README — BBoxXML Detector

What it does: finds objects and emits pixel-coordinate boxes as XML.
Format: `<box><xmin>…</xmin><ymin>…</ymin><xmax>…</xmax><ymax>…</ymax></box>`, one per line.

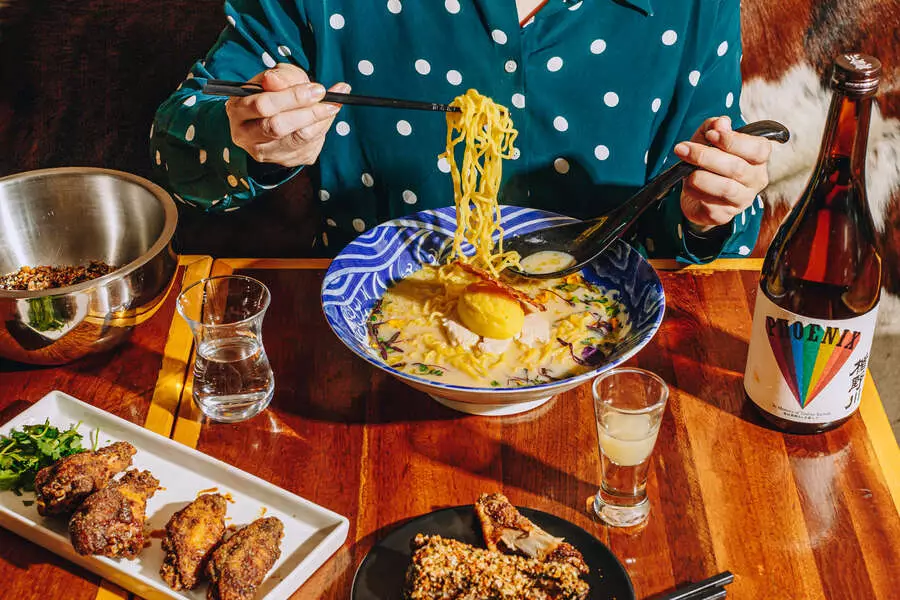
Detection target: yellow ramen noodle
<box><xmin>366</xmin><ymin>90</ymin><xmax>627</xmax><ymax>388</ymax></box>
<box><xmin>369</xmin><ymin>265</ymin><xmax>629</xmax><ymax>388</ymax></box>
<box><xmin>440</xmin><ymin>89</ymin><xmax>519</xmax><ymax>277</ymax></box>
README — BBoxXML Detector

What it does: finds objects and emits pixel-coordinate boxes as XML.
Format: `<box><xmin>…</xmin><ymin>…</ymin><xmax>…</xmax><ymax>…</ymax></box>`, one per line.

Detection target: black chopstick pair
<box><xmin>203</xmin><ymin>79</ymin><xmax>461</xmax><ymax>113</ymax></box>
<box><xmin>654</xmin><ymin>571</ymin><xmax>734</xmax><ymax>600</ymax></box>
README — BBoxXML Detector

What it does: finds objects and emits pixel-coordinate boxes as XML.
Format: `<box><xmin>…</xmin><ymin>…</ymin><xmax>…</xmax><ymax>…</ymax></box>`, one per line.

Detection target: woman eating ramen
<box><xmin>152</xmin><ymin>0</ymin><xmax>773</xmax><ymax>263</ymax></box>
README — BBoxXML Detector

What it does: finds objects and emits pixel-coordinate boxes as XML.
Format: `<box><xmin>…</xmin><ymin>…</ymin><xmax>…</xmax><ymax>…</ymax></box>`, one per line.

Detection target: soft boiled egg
<box><xmin>457</xmin><ymin>281</ymin><xmax>525</xmax><ymax>340</ymax></box>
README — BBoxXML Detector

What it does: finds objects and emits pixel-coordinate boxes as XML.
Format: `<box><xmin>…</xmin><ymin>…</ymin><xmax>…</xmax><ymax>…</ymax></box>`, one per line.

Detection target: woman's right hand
<box><xmin>225</xmin><ymin>64</ymin><xmax>349</xmax><ymax>168</ymax></box>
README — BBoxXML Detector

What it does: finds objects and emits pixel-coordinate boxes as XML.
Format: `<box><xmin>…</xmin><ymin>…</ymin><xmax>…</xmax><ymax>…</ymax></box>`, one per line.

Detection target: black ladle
<box><xmin>503</xmin><ymin>120</ymin><xmax>790</xmax><ymax>279</ymax></box>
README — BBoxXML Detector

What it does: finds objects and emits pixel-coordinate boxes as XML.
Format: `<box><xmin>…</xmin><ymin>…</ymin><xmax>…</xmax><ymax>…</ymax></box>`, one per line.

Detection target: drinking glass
<box><xmin>592</xmin><ymin>368</ymin><xmax>669</xmax><ymax>527</ymax></box>
<box><xmin>177</xmin><ymin>275</ymin><xmax>275</xmax><ymax>423</ymax></box>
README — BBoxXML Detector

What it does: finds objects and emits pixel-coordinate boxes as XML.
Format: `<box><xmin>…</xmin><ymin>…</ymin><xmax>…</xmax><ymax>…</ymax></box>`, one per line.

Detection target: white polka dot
<box><xmin>336</xmin><ymin>121</ymin><xmax>350</xmax><ymax>136</ymax></box>
<box><xmin>358</xmin><ymin>60</ymin><xmax>374</xmax><ymax>76</ymax></box>
<box><xmin>387</xmin><ymin>0</ymin><xmax>402</xmax><ymax>14</ymax></box>
<box><xmin>445</xmin><ymin>0</ymin><xmax>460</xmax><ymax>14</ymax></box>
<box><xmin>223</xmin><ymin>147</ymin><xmax>230</xmax><ymax>163</ymax></box>
<box><xmin>329</xmin><ymin>13</ymin><xmax>345</xmax><ymax>29</ymax></box>
<box><xmin>361</xmin><ymin>173</ymin><xmax>374</xmax><ymax>187</ymax></box>
<box><xmin>553</xmin><ymin>116</ymin><xmax>569</xmax><ymax>132</ymax></box>
<box><xmin>757</xmin><ymin>196</ymin><xmax>764</xmax><ymax>208</ymax></box>
<box><xmin>644</xmin><ymin>150</ymin><xmax>649</xmax><ymax>164</ymax></box>
<box><xmin>224</xmin><ymin>206</ymin><xmax>240</xmax><ymax>213</ymax></box>
<box><xmin>511</xmin><ymin>93</ymin><xmax>525</xmax><ymax>109</ymax></box>
<box><xmin>226</xmin><ymin>15</ymin><xmax>236</xmax><ymax>27</ymax></box>
<box><xmin>183</xmin><ymin>95</ymin><xmax>197</xmax><ymax>107</ymax></box>
<box><xmin>594</xmin><ymin>145</ymin><xmax>610</xmax><ymax>160</ymax></box>
<box><xmin>590</xmin><ymin>39</ymin><xmax>607</xmax><ymax>54</ymax></box>
<box><xmin>725</xmin><ymin>92</ymin><xmax>735</xmax><ymax>108</ymax></box>
<box><xmin>646</xmin><ymin>238</ymin><xmax>656</xmax><ymax>253</ymax></box>
<box><xmin>227</xmin><ymin>175</ymin><xmax>238</xmax><ymax>187</ymax></box>
<box><xmin>511</xmin><ymin>148</ymin><xmax>521</xmax><ymax>160</ymax></box>
<box><xmin>547</xmin><ymin>56</ymin><xmax>563</xmax><ymax>72</ymax></box>
<box><xmin>651</xmin><ymin>98</ymin><xmax>662</xmax><ymax>113</ymax></box>
<box><xmin>437</xmin><ymin>157</ymin><xmax>451</xmax><ymax>173</ymax></box>
<box><xmin>447</xmin><ymin>70</ymin><xmax>462</xmax><ymax>85</ymax></box>
<box><xmin>262</xmin><ymin>52</ymin><xmax>276</xmax><ymax>68</ymax></box>
<box><xmin>199</xmin><ymin>149</ymin><xmax>207</xmax><ymax>164</ymax></box>
<box><xmin>402</xmin><ymin>190</ymin><xmax>417</xmax><ymax>204</ymax></box>
<box><xmin>415</xmin><ymin>59</ymin><xmax>431</xmax><ymax>75</ymax></box>
<box><xmin>689</xmin><ymin>70</ymin><xmax>701</xmax><ymax>86</ymax></box>
<box><xmin>326</xmin><ymin>218</ymin><xmax>337</xmax><ymax>227</ymax></box>
<box><xmin>319</xmin><ymin>189</ymin><xmax>330</xmax><ymax>201</ymax></box>
<box><xmin>185</xmin><ymin>124</ymin><xmax>195</xmax><ymax>142</ymax></box>
<box><xmin>738</xmin><ymin>245</ymin><xmax>751</xmax><ymax>256</ymax></box>
<box><xmin>662</xmin><ymin>30</ymin><xmax>678</xmax><ymax>45</ymax></box>
<box><xmin>322</xmin><ymin>232</ymin><xmax>329</xmax><ymax>247</ymax></box>
<box><xmin>277</xmin><ymin>45</ymin><xmax>292</xmax><ymax>57</ymax></box>
<box><xmin>568</xmin><ymin>1</ymin><xmax>583</xmax><ymax>10</ymax></box>
<box><xmin>603</xmin><ymin>92</ymin><xmax>619</xmax><ymax>107</ymax></box>
<box><xmin>717</xmin><ymin>41</ymin><xmax>729</xmax><ymax>56</ymax></box>
<box><xmin>553</xmin><ymin>158</ymin><xmax>570</xmax><ymax>174</ymax></box>
<box><xmin>352</xmin><ymin>218</ymin><xmax>366</xmax><ymax>232</ymax></box>
<box><xmin>491</xmin><ymin>29</ymin><xmax>507</xmax><ymax>44</ymax></box>
<box><xmin>741</xmin><ymin>211</ymin><xmax>747</xmax><ymax>225</ymax></box>
<box><xmin>211</xmin><ymin>197</ymin><xmax>221</xmax><ymax>206</ymax></box>
<box><xmin>396</xmin><ymin>120</ymin><xmax>412</xmax><ymax>136</ymax></box>
<box><xmin>155</xmin><ymin>150</ymin><xmax>161</xmax><ymax>166</ymax></box>
<box><xmin>504</xmin><ymin>60</ymin><xmax>517</xmax><ymax>73</ymax></box>
<box><xmin>149</xmin><ymin>124</ymin><xmax>154</xmax><ymax>139</ymax></box>
<box><xmin>677</xmin><ymin>223</ymin><xmax>683</xmax><ymax>239</ymax></box>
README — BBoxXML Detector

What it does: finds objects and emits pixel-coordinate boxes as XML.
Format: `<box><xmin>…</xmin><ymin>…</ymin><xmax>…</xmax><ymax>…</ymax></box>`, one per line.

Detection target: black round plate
<box><xmin>351</xmin><ymin>505</ymin><xmax>635</xmax><ymax>600</ymax></box>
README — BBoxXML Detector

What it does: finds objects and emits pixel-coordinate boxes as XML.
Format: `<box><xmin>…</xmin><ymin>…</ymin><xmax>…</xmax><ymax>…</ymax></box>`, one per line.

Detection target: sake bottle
<box><xmin>744</xmin><ymin>54</ymin><xmax>883</xmax><ymax>433</ymax></box>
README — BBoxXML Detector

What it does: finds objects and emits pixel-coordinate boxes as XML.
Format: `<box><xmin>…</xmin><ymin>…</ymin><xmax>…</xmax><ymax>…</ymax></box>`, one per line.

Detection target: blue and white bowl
<box><xmin>321</xmin><ymin>206</ymin><xmax>665</xmax><ymax>415</ymax></box>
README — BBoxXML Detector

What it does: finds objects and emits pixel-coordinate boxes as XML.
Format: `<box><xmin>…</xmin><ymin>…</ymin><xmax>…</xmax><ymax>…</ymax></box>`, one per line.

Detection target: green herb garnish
<box><xmin>26</xmin><ymin>297</ymin><xmax>66</xmax><ymax>332</ymax></box>
<box><xmin>0</xmin><ymin>420</ymin><xmax>89</xmax><ymax>494</ymax></box>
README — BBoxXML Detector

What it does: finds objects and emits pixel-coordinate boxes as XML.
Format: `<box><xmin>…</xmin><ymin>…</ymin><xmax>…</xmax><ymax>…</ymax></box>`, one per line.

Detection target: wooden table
<box><xmin>1</xmin><ymin>258</ymin><xmax>898</xmax><ymax>600</ymax></box>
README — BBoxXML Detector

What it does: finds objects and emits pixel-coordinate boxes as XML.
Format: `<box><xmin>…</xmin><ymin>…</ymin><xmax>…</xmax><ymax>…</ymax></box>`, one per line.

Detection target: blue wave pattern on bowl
<box><xmin>322</xmin><ymin>206</ymin><xmax>665</xmax><ymax>393</ymax></box>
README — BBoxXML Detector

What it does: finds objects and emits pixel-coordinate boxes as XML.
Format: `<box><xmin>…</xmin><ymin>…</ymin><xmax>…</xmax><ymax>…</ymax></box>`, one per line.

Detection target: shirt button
<box><xmin>504</xmin><ymin>60</ymin><xmax>517</xmax><ymax>73</ymax></box>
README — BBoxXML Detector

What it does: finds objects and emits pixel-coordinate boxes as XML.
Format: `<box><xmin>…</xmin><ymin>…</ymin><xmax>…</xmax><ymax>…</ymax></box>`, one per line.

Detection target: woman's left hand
<box><xmin>674</xmin><ymin>116</ymin><xmax>772</xmax><ymax>230</ymax></box>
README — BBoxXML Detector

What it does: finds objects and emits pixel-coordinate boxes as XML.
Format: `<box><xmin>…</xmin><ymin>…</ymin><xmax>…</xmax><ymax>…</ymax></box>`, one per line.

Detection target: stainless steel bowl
<box><xmin>0</xmin><ymin>168</ymin><xmax>178</xmax><ymax>364</ymax></box>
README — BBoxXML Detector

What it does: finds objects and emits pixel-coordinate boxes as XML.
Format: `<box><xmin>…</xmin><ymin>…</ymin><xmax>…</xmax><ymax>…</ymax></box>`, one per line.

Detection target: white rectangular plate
<box><xmin>0</xmin><ymin>391</ymin><xmax>349</xmax><ymax>600</ymax></box>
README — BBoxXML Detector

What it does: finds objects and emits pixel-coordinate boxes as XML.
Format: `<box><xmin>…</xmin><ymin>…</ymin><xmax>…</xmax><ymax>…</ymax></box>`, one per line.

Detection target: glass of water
<box><xmin>591</xmin><ymin>368</ymin><xmax>668</xmax><ymax>527</ymax></box>
<box><xmin>177</xmin><ymin>275</ymin><xmax>275</xmax><ymax>423</ymax></box>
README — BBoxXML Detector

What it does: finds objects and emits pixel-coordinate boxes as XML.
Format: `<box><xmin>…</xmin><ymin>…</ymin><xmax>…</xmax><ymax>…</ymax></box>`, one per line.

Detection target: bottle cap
<box><xmin>832</xmin><ymin>54</ymin><xmax>882</xmax><ymax>96</ymax></box>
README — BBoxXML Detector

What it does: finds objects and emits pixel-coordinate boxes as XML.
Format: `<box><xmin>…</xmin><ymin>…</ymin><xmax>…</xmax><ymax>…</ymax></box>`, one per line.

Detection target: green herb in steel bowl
<box><xmin>0</xmin><ymin>420</ymin><xmax>98</xmax><ymax>495</ymax></box>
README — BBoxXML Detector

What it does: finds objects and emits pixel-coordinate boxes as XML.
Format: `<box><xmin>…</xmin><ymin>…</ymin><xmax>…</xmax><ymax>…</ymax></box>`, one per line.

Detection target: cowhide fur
<box><xmin>741</xmin><ymin>0</ymin><xmax>900</xmax><ymax>332</ymax></box>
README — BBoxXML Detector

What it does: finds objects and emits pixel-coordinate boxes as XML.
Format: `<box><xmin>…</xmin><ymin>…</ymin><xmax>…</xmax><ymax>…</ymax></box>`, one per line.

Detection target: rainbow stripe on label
<box><xmin>765</xmin><ymin>318</ymin><xmax>860</xmax><ymax>409</ymax></box>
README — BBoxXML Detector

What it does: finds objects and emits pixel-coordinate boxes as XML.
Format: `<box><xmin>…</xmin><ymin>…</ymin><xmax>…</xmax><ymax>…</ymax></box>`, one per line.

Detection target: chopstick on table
<box><xmin>653</xmin><ymin>571</ymin><xmax>734</xmax><ymax>600</ymax></box>
<box><xmin>202</xmin><ymin>79</ymin><xmax>461</xmax><ymax>113</ymax></box>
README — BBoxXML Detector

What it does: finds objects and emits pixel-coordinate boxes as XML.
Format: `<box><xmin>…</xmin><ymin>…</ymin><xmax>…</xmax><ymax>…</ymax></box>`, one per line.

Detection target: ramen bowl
<box><xmin>0</xmin><ymin>168</ymin><xmax>179</xmax><ymax>365</ymax></box>
<box><xmin>321</xmin><ymin>206</ymin><xmax>665</xmax><ymax>416</ymax></box>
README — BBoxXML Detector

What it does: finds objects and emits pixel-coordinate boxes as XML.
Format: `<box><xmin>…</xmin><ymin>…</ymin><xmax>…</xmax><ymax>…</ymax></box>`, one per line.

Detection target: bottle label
<box><xmin>744</xmin><ymin>285</ymin><xmax>878</xmax><ymax>424</ymax></box>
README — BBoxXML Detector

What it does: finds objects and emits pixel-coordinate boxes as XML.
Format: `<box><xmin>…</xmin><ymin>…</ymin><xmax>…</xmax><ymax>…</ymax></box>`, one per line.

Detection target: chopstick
<box><xmin>654</xmin><ymin>571</ymin><xmax>734</xmax><ymax>600</ymax></box>
<box><xmin>203</xmin><ymin>79</ymin><xmax>461</xmax><ymax>113</ymax></box>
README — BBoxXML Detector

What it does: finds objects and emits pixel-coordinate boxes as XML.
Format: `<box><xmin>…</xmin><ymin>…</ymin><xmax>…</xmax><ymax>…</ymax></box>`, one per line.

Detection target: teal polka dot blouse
<box><xmin>151</xmin><ymin>0</ymin><xmax>762</xmax><ymax>261</ymax></box>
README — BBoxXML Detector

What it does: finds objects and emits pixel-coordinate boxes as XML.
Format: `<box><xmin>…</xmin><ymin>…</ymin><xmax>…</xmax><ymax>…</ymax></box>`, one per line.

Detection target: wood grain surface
<box><xmin>0</xmin><ymin>256</ymin><xmax>211</xmax><ymax>600</ymax></box>
<box><xmin>168</xmin><ymin>259</ymin><xmax>899</xmax><ymax>600</ymax></box>
<box><xmin>1</xmin><ymin>258</ymin><xmax>898</xmax><ymax>600</ymax></box>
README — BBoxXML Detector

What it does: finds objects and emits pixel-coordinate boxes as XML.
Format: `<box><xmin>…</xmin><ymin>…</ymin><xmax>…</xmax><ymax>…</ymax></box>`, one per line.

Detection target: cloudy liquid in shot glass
<box><xmin>598</xmin><ymin>411</ymin><xmax>659</xmax><ymax>499</ymax></box>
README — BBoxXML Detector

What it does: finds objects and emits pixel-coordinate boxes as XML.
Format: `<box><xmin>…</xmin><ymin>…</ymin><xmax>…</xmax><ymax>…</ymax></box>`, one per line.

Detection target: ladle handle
<box><xmin>581</xmin><ymin>120</ymin><xmax>790</xmax><ymax>249</ymax></box>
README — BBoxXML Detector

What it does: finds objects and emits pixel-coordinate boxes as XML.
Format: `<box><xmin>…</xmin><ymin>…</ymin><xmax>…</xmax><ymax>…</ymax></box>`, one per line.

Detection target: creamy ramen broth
<box><xmin>519</xmin><ymin>251</ymin><xmax>576</xmax><ymax>275</ymax></box>
<box><xmin>367</xmin><ymin>263</ymin><xmax>629</xmax><ymax>388</ymax></box>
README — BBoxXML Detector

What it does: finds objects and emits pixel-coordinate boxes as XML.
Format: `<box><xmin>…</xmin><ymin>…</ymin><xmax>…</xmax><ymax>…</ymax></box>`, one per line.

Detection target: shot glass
<box><xmin>591</xmin><ymin>368</ymin><xmax>669</xmax><ymax>527</ymax></box>
<box><xmin>177</xmin><ymin>275</ymin><xmax>275</xmax><ymax>423</ymax></box>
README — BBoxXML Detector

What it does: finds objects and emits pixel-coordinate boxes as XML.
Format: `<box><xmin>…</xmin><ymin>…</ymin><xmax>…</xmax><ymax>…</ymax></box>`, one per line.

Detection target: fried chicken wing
<box><xmin>34</xmin><ymin>441</ymin><xmax>135</xmax><ymax>516</ymax></box>
<box><xmin>405</xmin><ymin>534</ymin><xmax>589</xmax><ymax>600</ymax></box>
<box><xmin>160</xmin><ymin>494</ymin><xmax>227</xmax><ymax>590</ymax></box>
<box><xmin>68</xmin><ymin>469</ymin><xmax>159</xmax><ymax>558</ymax></box>
<box><xmin>206</xmin><ymin>517</ymin><xmax>284</xmax><ymax>600</ymax></box>
<box><xmin>475</xmin><ymin>493</ymin><xmax>589</xmax><ymax>574</ymax></box>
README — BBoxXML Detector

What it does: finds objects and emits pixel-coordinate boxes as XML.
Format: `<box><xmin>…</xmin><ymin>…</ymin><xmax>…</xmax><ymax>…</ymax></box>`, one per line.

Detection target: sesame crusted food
<box><xmin>404</xmin><ymin>534</ymin><xmax>589</xmax><ymax>600</ymax></box>
<box><xmin>0</xmin><ymin>261</ymin><xmax>117</xmax><ymax>291</ymax></box>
